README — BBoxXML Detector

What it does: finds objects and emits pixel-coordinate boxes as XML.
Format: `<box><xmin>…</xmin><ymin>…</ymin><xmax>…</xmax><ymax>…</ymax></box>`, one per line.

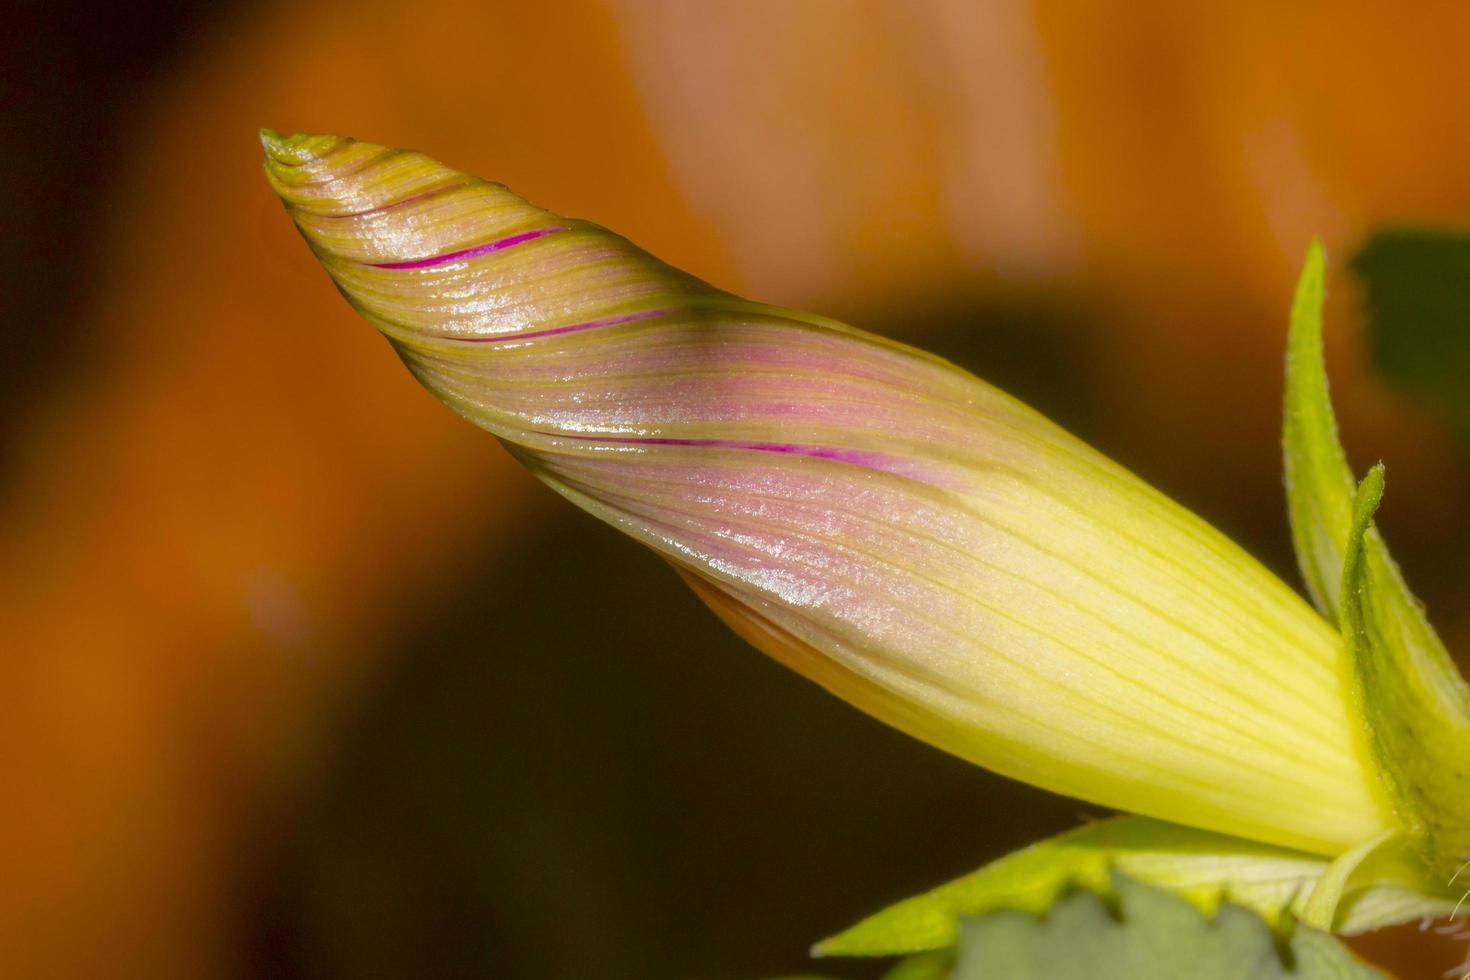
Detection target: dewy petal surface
<box><xmin>264</xmin><ymin>131</ymin><xmax>1391</xmax><ymax>855</ymax></box>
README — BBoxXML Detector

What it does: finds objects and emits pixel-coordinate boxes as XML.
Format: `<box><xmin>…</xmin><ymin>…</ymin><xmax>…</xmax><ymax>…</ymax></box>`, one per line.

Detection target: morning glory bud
<box><xmin>262</xmin><ymin>130</ymin><xmax>1392</xmax><ymax>858</ymax></box>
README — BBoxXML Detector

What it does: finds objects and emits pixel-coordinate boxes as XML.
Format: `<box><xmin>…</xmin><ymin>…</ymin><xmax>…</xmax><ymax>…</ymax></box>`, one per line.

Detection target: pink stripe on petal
<box><xmin>549</xmin><ymin>433</ymin><xmax>941</xmax><ymax>483</ymax></box>
<box><xmin>372</xmin><ymin>226</ymin><xmax>565</xmax><ymax>270</ymax></box>
<box><xmin>450</xmin><ymin>308</ymin><xmax>674</xmax><ymax>343</ymax></box>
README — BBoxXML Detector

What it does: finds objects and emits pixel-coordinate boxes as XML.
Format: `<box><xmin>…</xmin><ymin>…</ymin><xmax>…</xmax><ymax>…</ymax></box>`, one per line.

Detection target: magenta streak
<box><xmin>551</xmin><ymin>433</ymin><xmax>901</xmax><ymax>471</ymax></box>
<box><xmin>333</xmin><ymin>182</ymin><xmax>465</xmax><ymax>219</ymax></box>
<box><xmin>373</xmin><ymin>226</ymin><xmax>565</xmax><ymax>270</ymax></box>
<box><xmin>452</xmin><ymin>308</ymin><xmax>673</xmax><ymax>343</ymax></box>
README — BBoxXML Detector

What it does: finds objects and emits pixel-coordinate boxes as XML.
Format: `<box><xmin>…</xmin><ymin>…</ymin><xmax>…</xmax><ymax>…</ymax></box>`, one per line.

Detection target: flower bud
<box><xmin>263</xmin><ymin>130</ymin><xmax>1391</xmax><ymax>856</ymax></box>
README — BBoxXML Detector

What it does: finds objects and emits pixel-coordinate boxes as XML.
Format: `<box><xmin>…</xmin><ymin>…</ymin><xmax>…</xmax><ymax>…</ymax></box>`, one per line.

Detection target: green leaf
<box><xmin>815</xmin><ymin>817</ymin><xmax>1455</xmax><ymax>957</ymax></box>
<box><xmin>1284</xmin><ymin>243</ymin><xmax>1470</xmax><ymax>876</ymax></box>
<box><xmin>879</xmin><ymin>952</ymin><xmax>957</xmax><ymax>980</ymax></box>
<box><xmin>949</xmin><ymin>873</ymin><xmax>1386</xmax><ymax>980</ymax></box>
<box><xmin>766</xmin><ymin>951</ymin><xmax>952</xmax><ymax>980</ymax></box>
<box><xmin>1350</xmin><ymin>228</ymin><xmax>1470</xmax><ymax>441</ymax></box>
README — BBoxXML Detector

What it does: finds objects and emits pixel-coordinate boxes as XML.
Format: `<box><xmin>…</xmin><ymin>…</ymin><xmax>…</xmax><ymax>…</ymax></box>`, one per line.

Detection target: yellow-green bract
<box><xmin>262</xmin><ymin>131</ymin><xmax>1467</xmax><ymax>940</ymax></box>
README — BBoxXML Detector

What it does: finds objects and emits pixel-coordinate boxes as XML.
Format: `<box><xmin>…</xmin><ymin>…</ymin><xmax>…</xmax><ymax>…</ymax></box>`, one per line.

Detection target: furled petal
<box><xmin>263</xmin><ymin>131</ymin><xmax>1391</xmax><ymax>855</ymax></box>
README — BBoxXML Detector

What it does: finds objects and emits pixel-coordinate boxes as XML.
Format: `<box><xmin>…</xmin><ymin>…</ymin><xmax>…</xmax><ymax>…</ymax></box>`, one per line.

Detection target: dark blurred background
<box><xmin>4</xmin><ymin>2</ymin><xmax>1470</xmax><ymax>977</ymax></box>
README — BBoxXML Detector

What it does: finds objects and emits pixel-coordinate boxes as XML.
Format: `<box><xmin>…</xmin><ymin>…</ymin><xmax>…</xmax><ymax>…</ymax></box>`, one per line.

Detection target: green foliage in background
<box><xmin>1352</xmin><ymin>228</ymin><xmax>1470</xmax><ymax>441</ymax></box>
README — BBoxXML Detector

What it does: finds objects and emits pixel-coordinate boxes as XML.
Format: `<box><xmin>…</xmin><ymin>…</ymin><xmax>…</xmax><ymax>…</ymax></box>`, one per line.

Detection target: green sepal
<box><xmin>1284</xmin><ymin>241</ymin><xmax>1357</xmax><ymax>617</ymax></box>
<box><xmin>1341</xmin><ymin>467</ymin><xmax>1470</xmax><ymax>875</ymax></box>
<box><xmin>1298</xmin><ymin>828</ymin><xmax>1399</xmax><ymax>930</ymax></box>
<box><xmin>815</xmin><ymin>817</ymin><xmax>1456</xmax><ymax>957</ymax></box>
<box><xmin>1284</xmin><ymin>243</ymin><xmax>1470</xmax><ymax>876</ymax></box>
<box><xmin>949</xmin><ymin>873</ymin><xmax>1386</xmax><ymax>980</ymax></box>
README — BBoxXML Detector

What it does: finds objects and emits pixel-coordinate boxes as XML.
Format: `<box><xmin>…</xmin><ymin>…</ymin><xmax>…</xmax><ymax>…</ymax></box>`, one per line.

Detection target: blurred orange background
<box><xmin>5</xmin><ymin>2</ymin><xmax>1470</xmax><ymax>977</ymax></box>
